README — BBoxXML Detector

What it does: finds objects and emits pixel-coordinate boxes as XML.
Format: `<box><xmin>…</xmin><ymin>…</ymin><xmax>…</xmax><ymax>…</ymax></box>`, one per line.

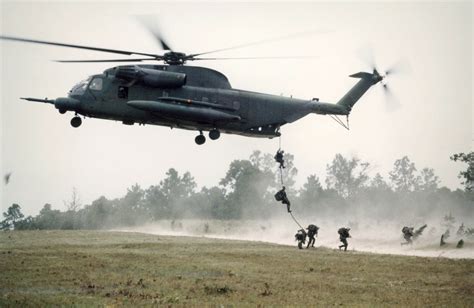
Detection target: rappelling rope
<box><xmin>277</xmin><ymin>134</ymin><xmax>305</xmax><ymax>230</ymax></box>
<box><xmin>290</xmin><ymin>212</ymin><xmax>304</xmax><ymax>229</ymax></box>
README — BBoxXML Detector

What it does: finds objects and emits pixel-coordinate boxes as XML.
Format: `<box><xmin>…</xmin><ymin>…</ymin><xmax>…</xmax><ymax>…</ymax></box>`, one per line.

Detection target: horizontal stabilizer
<box><xmin>349</xmin><ymin>72</ymin><xmax>373</xmax><ymax>79</ymax></box>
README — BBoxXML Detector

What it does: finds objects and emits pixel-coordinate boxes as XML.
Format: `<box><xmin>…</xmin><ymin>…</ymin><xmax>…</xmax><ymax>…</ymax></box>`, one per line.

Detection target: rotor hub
<box><xmin>372</xmin><ymin>69</ymin><xmax>384</xmax><ymax>84</ymax></box>
<box><xmin>163</xmin><ymin>52</ymin><xmax>187</xmax><ymax>65</ymax></box>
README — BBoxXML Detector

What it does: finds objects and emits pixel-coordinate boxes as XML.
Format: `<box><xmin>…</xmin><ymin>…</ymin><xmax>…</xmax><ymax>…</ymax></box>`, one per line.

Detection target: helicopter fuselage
<box><xmin>64</xmin><ymin>64</ymin><xmax>345</xmax><ymax>139</ymax></box>
<box><xmin>3</xmin><ymin>33</ymin><xmax>386</xmax><ymax>144</ymax></box>
<box><xmin>23</xmin><ymin>64</ymin><xmax>381</xmax><ymax>144</ymax></box>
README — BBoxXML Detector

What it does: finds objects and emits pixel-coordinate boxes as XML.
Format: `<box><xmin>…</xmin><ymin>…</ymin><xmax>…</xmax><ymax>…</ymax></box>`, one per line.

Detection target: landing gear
<box><xmin>209</xmin><ymin>129</ymin><xmax>220</xmax><ymax>140</ymax></box>
<box><xmin>195</xmin><ymin>132</ymin><xmax>206</xmax><ymax>145</ymax></box>
<box><xmin>58</xmin><ymin>109</ymin><xmax>67</xmax><ymax>114</ymax></box>
<box><xmin>70</xmin><ymin>116</ymin><xmax>82</xmax><ymax>128</ymax></box>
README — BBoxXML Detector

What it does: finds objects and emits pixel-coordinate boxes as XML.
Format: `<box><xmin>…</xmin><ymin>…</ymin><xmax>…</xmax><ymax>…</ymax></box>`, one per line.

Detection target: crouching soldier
<box><xmin>338</xmin><ymin>227</ymin><xmax>351</xmax><ymax>251</ymax></box>
<box><xmin>295</xmin><ymin>229</ymin><xmax>307</xmax><ymax>249</ymax></box>
<box><xmin>306</xmin><ymin>224</ymin><xmax>319</xmax><ymax>248</ymax></box>
<box><xmin>401</xmin><ymin>226</ymin><xmax>415</xmax><ymax>245</ymax></box>
<box><xmin>274</xmin><ymin>186</ymin><xmax>291</xmax><ymax>213</ymax></box>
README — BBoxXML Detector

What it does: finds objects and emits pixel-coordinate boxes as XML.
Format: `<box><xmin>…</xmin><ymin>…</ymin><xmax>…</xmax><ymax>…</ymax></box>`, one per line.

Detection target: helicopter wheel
<box><xmin>195</xmin><ymin>134</ymin><xmax>206</xmax><ymax>145</ymax></box>
<box><xmin>209</xmin><ymin>129</ymin><xmax>220</xmax><ymax>140</ymax></box>
<box><xmin>58</xmin><ymin>109</ymin><xmax>67</xmax><ymax>114</ymax></box>
<box><xmin>70</xmin><ymin>116</ymin><xmax>82</xmax><ymax>128</ymax></box>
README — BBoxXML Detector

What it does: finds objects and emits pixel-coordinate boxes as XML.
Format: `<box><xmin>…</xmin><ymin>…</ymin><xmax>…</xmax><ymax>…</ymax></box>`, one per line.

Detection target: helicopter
<box><xmin>0</xmin><ymin>26</ymin><xmax>397</xmax><ymax>145</ymax></box>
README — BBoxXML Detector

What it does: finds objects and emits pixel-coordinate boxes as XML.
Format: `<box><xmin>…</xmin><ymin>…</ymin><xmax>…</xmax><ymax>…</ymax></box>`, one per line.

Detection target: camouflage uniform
<box><xmin>338</xmin><ymin>227</ymin><xmax>351</xmax><ymax>251</ymax></box>
<box><xmin>274</xmin><ymin>150</ymin><xmax>285</xmax><ymax>169</ymax></box>
<box><xmin>274</xmin><ymin>186</ymin><xmax>291</xmax><ymax>213</ymax></box>
<box><xmin>295</xmin><ymin>229</ymin><xmax>307</xmax><ymax>249</ymax></box>
<box><xmin>401</xmin><ymin>226</ymin><xmax>415</xmax><ymax>245</ymax></box>
<box><xmin>306</xmin><ymin>224</ymin><xmax>319</xmax><ymax>248</ymax></box>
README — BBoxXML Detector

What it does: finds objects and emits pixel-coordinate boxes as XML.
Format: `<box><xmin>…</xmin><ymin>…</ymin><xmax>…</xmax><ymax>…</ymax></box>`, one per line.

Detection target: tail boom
<box><xmin>337</xmin><ymin>70</ymin><xmax>383</xmax><ymax>113</ymax></box>
<box><xmin>310</xmin><ymin>70</ymin><xmax>383</xmax><ymax>116</ymax></box>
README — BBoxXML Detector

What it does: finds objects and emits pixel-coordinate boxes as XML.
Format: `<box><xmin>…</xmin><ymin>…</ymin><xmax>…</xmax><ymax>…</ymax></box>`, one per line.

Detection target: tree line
<box><xmin>2</xmin><ymin>151</ymin><xmax>473</xmax><ymax>230</ymax></box>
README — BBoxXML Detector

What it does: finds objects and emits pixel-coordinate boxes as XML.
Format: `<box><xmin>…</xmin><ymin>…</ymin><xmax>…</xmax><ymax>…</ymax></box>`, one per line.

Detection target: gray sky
<box><xmin>1</xmin><ymin>1</ymin><xmax>472</xmax><ymax>215</ymax></box>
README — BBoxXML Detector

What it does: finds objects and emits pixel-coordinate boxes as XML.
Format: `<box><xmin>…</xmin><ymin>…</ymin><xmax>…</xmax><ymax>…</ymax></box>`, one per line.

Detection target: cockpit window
<box><xmin>89</xmin><ymin>78</ymin><xmax>103</xmax><ymax>91</ymax></box>
<box><xmin>70</xmin><ymin>77</ymin><xmax>91</xmax><ymax>95</ymax></box>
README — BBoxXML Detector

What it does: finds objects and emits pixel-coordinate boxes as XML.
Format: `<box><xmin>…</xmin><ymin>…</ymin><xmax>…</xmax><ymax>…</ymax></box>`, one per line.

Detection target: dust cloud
<box><xmin>119</xmin><ymin>216</ymin><xmax>474</xmax><ymax>259</ymax></box>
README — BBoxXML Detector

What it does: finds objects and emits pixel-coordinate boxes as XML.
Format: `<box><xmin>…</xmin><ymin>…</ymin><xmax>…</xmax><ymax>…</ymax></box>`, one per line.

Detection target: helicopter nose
<box><xmin>54</xmin><ymin>97</ymin><xmax>80</xmax><ymax>112</ymax></box>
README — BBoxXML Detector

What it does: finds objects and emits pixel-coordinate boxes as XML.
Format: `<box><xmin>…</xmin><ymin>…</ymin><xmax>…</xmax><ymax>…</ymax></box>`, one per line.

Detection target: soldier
<box><xmin>4</xmin><ymin>172</ymin><xmax>11</xmax><ymax>185</ymax></box>
<box><xmin>295</xmin><ymin>229</ymin><xmax>307</xmax><ymax>249</ymax></box>
<box><xmin>401</xmin><ymin>226</ymin><xmax>415</xmax><ymax>245</ymax></box>
<box><xmin>440</xmin><ymin>229</ymin><xmax>450</xmax><ymax>246</ymax></box>
<box><xmin>274</xmin><ymin>149</ymin><xmax>285</xmax><ymax>169</ymax></box>
<box><xmin>306</xmin><ymin>224</ymin><xmax>319</xmax><ymax>248</ymax></box>
<box><xmin>457</xmin><ymin>223</ymin><xmax>465</xmax><ymax>236</ymax></box>
<box><xmin>274</xmin><ymin>186</ymin><xmax>291</xmax><ymax>213</ymax></box>
<box><xmin>440</xmin><ymin>234</ymin><xmax>447</xmax><ymax>246</ymax></box>
<box><xmin>338</xmin><ymin>227</ymin><xmax>351</xmax><ymax>251</ymax></box>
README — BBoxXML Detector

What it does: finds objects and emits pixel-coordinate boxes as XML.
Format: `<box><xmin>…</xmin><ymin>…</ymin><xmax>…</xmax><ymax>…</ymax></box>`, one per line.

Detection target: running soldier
<box><xmin>338</xmin><ymin>227</ymin><xmax>351</xmax><ymax>251</ymax></box>
<box><xmin>306</xmin><ymin>224</ymin><xmax>319</xmax><ymax>248</ymax></box>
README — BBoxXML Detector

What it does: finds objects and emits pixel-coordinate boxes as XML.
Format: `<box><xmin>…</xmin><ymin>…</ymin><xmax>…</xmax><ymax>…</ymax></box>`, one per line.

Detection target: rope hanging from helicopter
<box><xmin>275</xmin><ymin>134</ymin><xmax>304</xmax><ymax>230</ymax></box>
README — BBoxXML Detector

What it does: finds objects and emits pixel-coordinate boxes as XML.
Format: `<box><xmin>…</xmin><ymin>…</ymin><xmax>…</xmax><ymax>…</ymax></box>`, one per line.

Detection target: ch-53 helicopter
<box><xmin>0</xmin><ymin>25</ymin><xmax>399</xmax><ymax>145</ymax></box>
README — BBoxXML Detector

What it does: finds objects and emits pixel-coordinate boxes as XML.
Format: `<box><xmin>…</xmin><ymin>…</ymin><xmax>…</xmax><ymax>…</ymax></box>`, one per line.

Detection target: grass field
<box><xmin>0</xmin><ymin>230</ymin><xmax>473</xmax><ymax>306</ymax></box>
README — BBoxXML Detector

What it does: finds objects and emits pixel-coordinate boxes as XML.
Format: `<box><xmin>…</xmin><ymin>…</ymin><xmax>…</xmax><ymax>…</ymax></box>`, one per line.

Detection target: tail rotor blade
<box><xmin>385</xmin><ymin>58</ymin><xmax>411</xmax><ymax>76</ymax></box>
<box><xmin>357</xmin><ymin>44</ymin><xmax>377</xmax><ymax>71</ymax></box>
<box><xmin>382</xmin><ymin>84</ymin><xmax>401</xmax><ymax>112</ymax></box>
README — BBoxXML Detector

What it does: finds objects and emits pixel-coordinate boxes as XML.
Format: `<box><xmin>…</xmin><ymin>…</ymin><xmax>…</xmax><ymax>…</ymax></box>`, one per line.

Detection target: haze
<box><xmin>1</xmin><ymin>1</ymin><xmax>472</xmax><ymax>215</ymax></box>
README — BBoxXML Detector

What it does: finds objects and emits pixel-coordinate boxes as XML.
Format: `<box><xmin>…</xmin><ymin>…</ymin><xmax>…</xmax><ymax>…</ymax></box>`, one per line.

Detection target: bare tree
<box><xmin>450</xmin><ymin>152</ymin><xmax>474</xmax><ymax>191</ymax></box>
<box><xmin>64</xmin><ymin>187</ymin><xmax>82</xmax><ymax>212</ymax></box>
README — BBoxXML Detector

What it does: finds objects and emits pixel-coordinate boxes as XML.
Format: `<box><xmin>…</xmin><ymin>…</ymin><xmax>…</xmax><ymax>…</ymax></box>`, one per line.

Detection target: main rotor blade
<box><xmin>136</xmin><ymin>15</ymin><xmax>173</xmax><ymax>51</ymax></box>
<box><xmin>191</xmin><ymin>55</ymin><xmax>319</xmax><ymax>61</ymax></box>
<box><xmin>0</xmin><ymin>35</ymin><xmax>159</xmax><ymax>58</ymax></box>
<box><xmin>55</xmin><ymin>58</ymin><xmax>159</xmax><ymax>63</ymax></box>
<box><xmin>187</xmin><ymin>29</ymin><xmax>331</xmax><ymax>58</ymax></box>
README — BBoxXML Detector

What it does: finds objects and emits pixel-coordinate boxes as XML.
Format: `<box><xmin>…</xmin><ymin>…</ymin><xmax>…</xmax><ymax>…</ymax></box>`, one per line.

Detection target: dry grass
<box><xmin>0</xmin><ymin>230</ymin><xmax>473</xmax><ymax>306</ymax></box>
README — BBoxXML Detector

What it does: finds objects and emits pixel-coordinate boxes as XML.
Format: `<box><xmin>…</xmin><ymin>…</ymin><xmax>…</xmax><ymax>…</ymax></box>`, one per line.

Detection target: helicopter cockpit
<box><xmin>69</xmin><ymin>77</ymin><xmax>91</xmax><ymax>96</ymax></box>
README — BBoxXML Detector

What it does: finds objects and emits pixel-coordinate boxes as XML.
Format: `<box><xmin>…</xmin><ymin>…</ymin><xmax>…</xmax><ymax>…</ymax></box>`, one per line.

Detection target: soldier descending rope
<box><xmin>274</xmin><ymin>186</ymin><xmax>291</xmax><ymax>213</ymax></box>
<box><xmin>274</xmin><ymin>136</ymin><xmax>314</xmax><ymax>248</ymax></box>
<box><xmin>274</xmin><ymin>149</ymin><xmax>286</xmax><ymax>169</ymax></box>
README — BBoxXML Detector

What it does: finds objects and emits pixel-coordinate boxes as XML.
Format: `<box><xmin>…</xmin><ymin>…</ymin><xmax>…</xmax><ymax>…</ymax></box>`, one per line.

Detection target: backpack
<box><xmin>274</xmin><ymin>190</ymin><xmax>284</xmax><ymax>201</ymax></box>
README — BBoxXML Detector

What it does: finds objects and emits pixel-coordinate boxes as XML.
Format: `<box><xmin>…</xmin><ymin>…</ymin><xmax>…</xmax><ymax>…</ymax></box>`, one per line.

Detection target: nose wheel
<box><xmin>70</xmin><ymin>116</ymin><xmax>82</xmax><ymax>128</ymax></box>
<box><xmin>195</xmin><ymin>132</ymin><xmax>206</xmax><ymax>145</ymax></box>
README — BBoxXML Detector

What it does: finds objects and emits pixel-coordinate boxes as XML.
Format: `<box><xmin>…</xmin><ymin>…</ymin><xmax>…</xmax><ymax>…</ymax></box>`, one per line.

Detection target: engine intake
<box><xmin>115</xmin><ymin>66</ymin><xmax>186</xmax><ymax>88</ymax></box>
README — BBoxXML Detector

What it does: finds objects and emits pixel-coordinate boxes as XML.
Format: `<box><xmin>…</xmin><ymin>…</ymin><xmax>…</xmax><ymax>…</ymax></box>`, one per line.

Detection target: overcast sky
<box><xmin>1</xmin><ymin>1</ymin><xmax>472</xmax><ymax>215</ymax></box>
